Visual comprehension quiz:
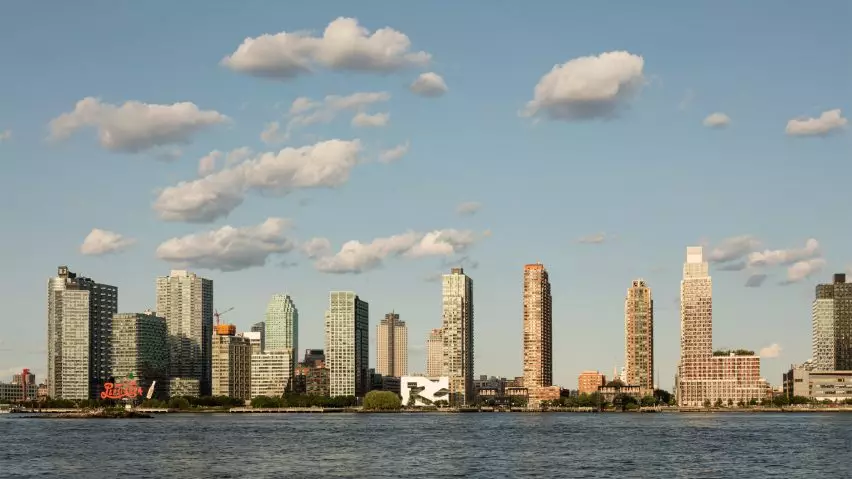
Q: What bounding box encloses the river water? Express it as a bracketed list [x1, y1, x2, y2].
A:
[1, 412, 851, 478]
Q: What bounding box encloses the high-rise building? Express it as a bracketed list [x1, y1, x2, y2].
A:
[212, 324, 252, 400]
[251, 321, 265, 353]
[625, 279, 654, 393]
[47, 266, 118, 400]
[523, 263, 552, 389]
[426, 329, 443, 378]
[155, 270, 214, 397]
[111, 311, 168, 399]
[676, 247, 769, 406]
[237, 331, 263, 356]
[325, 292, 369, 397]
[376, 312, 408, 377]
[265, 294, 298, 365]
[812, 273, 852, 370]
[441, 267, 474, 405]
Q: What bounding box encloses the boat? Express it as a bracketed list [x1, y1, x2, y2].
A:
[0, 404, 11, 414]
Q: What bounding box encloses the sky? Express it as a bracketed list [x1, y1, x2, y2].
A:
[0, 1, 850, 391]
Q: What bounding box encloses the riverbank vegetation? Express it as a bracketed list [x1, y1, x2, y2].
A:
[250, 394, 357, 408]
[363, 391, 402, 411]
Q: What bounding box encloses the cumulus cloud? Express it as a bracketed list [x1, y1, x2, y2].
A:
[154, 139, 362, 223]
[48, 97, 228, 153]
[0, 130, 11, 142]
[748, 239, 819, 268]
[781, 258, 825, 285]
[221, 17, 431, 80]
[260, 121, 289, 145]
[410, 72, 448, 97]
[379, 141, 409, 163]
[198, 147, 253, 177]
[759, 343, 782, 358]
[456, 201, 482, 216]
[577, 232, 608, 244]
[744, 273, 767, 288]
[301, 237, 332, 259]
[703, 112, 731, 128]
[707, 235, 760, 264]
[156, 218, 294, 272]
[80, 229, 136, 256]
[521, 51, 645, 121]
[308, 229, 479, 274]
[786, 109, 847, 137]
[351, 112, 389, 127]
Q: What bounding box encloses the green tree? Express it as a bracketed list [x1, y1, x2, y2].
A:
[168, 397, 190, 410]
[640, 396, 656, 407]
[703, 399, 711, 408]
[363, 391, 402, 410]
[714, 398, 723, 408]
[727, 398, 734, 407]
[653, 389, 672, 405]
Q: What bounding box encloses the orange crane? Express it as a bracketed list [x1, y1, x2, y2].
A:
[214, 307, 234, 326]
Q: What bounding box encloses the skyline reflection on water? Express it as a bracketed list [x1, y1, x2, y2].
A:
[2, 412, 851, 478]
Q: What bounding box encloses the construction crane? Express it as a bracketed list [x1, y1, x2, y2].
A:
[214, 307, 234, 326]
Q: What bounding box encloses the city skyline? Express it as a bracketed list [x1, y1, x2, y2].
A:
[1, 3, 850, 390]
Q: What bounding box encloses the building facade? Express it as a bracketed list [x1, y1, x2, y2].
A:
[783, 366, 852, 402]
[812, 273, 852, 371]
[401, 376, 451, 407]
[625, 279, 654, 393]
[156, 270, 214, 397]
[265, 294, 298, 365]
[212, 325, 252, 400]
[426, 328, 443, 378]
[0, 373, 38, 402]
[376, 312, 408, 378]
[111, 311, 169, 399]
[676, 247, 769, 406]
[237, 331, 263, 356]
[251, 351, 293, 398]
[251, 321, 265, 353]
[325, 292, 369, 398]
[523, 263, 552, 391]
[294, 359, 330, 396]
[48, 266, 118, 400]
[578, 371, 607, 395]
[442, 268, 474, 405]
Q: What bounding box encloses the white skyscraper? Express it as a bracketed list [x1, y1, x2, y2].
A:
[265, 294, 299, 364]
[47, 266, 118, 400]
[156, 270, 214, 396]
[324, 292, 369, 397]
[441, 267, 474, 405]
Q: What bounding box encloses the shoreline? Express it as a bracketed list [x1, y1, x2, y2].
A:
[10, 406, 852, 415]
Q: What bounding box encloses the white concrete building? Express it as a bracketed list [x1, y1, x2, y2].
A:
[401, 376, 451, 407]
[251, 351, 293, 398]
[441, 268, 474, 405]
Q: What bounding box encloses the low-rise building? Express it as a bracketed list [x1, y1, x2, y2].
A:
[294, 359, 330, 396]
[401, 376, 450, 407]
[597, 379, 642, 404]
[578, 371, 606, 395]
[0, 373, 37, 402]
[783, 366, 852, 402]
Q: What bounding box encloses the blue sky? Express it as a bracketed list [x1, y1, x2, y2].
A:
[1, 1, 850, 391]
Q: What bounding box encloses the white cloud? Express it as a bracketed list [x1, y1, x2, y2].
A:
[703, 112, 731, 128]
[309, 228, 479, 274]
[759, 343, 782, 358]
[378, 141, 409, 163]
[786, 109, 847, 137]
[708, 235, 761, 263]
[782, 258, 826, 285]
[351, 112, 389, 127]
[80, 229, 136, 256]
[156, 218, 294, 272]
[410, 72, 448, 97]
[577, 232, 608, 244]
[260, 121, 290, 145]
[0, 130, 11, 142]
[221, 17, 431, 80]
[522, 51, 646, 121]
[301, 237, 333, 259]
[154, 139, 362, 223]
[748, 239, 819, 268]
[48, 97, 228, 153]
[199, 147, 254, 176]
[456, 201, 482, 216]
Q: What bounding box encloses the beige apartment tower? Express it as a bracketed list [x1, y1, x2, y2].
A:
[211, 324, 252, 401]
[523, 263, 552, 389]
[426, 329, 443, 377]
[376, 312, 408, 377]
[442, 267, 474, 405]
[625, 279, 654, 393]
